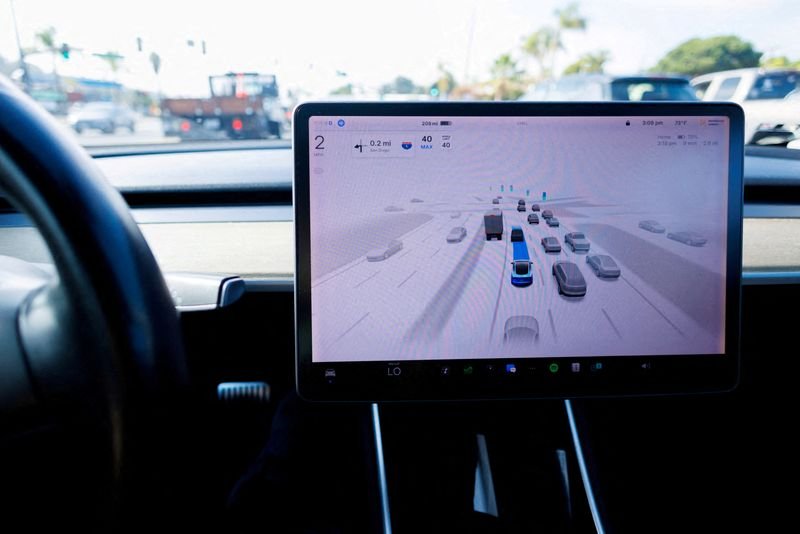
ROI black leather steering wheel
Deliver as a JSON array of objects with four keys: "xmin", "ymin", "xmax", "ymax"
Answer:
[{"xmin": 0, "ymin": 78, "xmax": 187, "ymax": 528}]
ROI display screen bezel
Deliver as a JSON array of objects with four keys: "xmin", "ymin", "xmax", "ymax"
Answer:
[{"xmin": 294, "ymin": 102, "xmax": 743, "ymax": 401}]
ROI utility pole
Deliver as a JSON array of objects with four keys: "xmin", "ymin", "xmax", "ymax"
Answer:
[
  {"xmin": 463, "ymin": 6, "xmax": 476, "ymax": 84},
  {"xmin": 8, "ymin": 0, "xmax": 30, "ymax": 90}
]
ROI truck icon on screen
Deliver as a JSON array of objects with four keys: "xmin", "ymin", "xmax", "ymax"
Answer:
[{"xmin": 484, "ymin": 209, "xmax": 504, "ymax": 241}]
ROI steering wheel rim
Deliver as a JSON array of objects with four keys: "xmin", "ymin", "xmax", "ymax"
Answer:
[{"xmin": 0, "ymin": 78, "xmax": 187, "ymax": 526}]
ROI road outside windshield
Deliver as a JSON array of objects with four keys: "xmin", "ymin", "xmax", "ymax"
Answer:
[
  {"xmin": 1, "ymin": 1, "xmax": 798, "ymax": 149},
  {"xmin": 309, "ymin": 115, "xmax": 729, "ymax": 362}
]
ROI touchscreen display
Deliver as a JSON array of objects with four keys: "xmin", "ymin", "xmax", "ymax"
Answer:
[{"xmin": 307, "ymin": 115, "xmax": 730, "ymax": 364}]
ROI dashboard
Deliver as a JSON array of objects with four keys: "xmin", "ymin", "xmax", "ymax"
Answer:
[
  {"xmin": 0, "ymin": 139, "xmax": 798, "ymax": 532},
  {"xmin": 2, "ymin": 147, "xmax": 800, "ymax": 279},
  {"xmin": 0, "ymin": 147, "xmax": 798, "ymax": 279}
]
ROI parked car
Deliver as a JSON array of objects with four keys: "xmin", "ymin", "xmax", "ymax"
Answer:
[
  {"xmin": 639, "ymin": 220, "xmax": 666, "ymax": 233},
  {"xmin": 586, "ymin": 254, "xmax": 621, "ymax": 278},
  {"xmin": 527, "ymin": 213, "xmax": 539, "ymax": 224},
  {"xmin": 541, "ymin": 237, "xmax": 561, "ymax": 253},
  {"xmin": 503, "ymin": 315, "xmax": 539, "ymax": 344},
  {"xmin": 546, "ymin": 217, "xmax": 560, "ymax": 227},
  {"xmin": 691, "ymin": 68, "xmax": 800, "ymax": 144},
  {"xmin": 446, "ymin": 227, "xmax": 467, "ymax": 243},
  {"xmin": 521, "ymin": 74, "xmax": 698, "ymax": 102},
  {"xmin": 366, "ymin": 239, "xmax": 403, "ymax": 261},
  {"xmin": 553, "ymin": 261, "xmax": 587, "ymax": 297},
  {"xmin": 667, "ymin": 231, "xmax": 707, "ymax": 247},
  {"xmin": 68, "ymin": 102, "xmax": 136, "ymax": 134},
  {"xmin": 565, "ymin": 232, "xmax": 590, "ymax": 252}
]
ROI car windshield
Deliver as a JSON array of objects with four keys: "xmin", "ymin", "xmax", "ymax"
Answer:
[
  {"xmin": 1, "ymin": 1, "xmax": 798, "ymax": 152},
  {"xmin": 572, "ymin": 233, "xmax": 584, "ymax": 239},
  {"xmin": 610, "ymin": 79, "xmax": 696, "ymax": 101}
]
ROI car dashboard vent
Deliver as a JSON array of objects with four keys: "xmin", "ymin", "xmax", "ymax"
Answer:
[{"xmin": 216, "ymin": 381, "xmax": 271, "ymax": 403}]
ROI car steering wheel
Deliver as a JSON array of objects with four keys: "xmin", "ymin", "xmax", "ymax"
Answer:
[{"xmin": 0, "ymin": 79, "xmax": 188, "ymax": 528}]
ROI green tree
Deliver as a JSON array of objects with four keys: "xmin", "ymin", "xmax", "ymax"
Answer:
[
  {"xmin": 522, "ymin": 27, "xmax": 561, "ymax": 80},
  {"xmin": 489, "ymin": 53, "xmax": 525, "ymax": 100},
  {"xmin": 35, "ymin": 26, "xmax": 57, "ymax": 50},
  {"xmin": 430, "ymin": 62, "xmax": 457, "ymax": 97},
  {"xmin": 521, "ymin": 3, "xmax": 587, "ymax": 81},
  {"xmin": 652, "ymin": 36, "xmax": 762, "ymax": 76},
  {"xmin": 556, "ymin": 2, "xmax": 587, "ymax": 30},
  {"xmin": 760, "ymin": 55, "xmax": 800, "ymax": 69},
  {"xmin": 380, "ymin": 75, "xmax": 424, "ymax": 95},
  {"xmin": 563, "ymin": 50, "xmax": 610, "ymax": 75},
  {"xmin": 330, "ymin": 83, "xmax": 354, "ymax": 95}
]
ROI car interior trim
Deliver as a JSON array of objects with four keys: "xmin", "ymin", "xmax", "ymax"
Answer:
[
  {"xmin": 86, "ymin": 139, "xmax": 292, "ymax": 159},
  {"xmin": 475, "ymin": 433, "xmax": 499, "ymax": 517},
  {"xmin": 243, "ymin": 273, "xmax": 800, "ymax": 291},
  {"xmin": 565, "ymin": 399, "xmax": 605, "ymax": 534},
  {"xmin": 741, "ymin": 271, "xmax": 800, "ymax": 285},
  {"xmin": 371, "ymin": 403, "xmax": 393, "ymax": 534}
]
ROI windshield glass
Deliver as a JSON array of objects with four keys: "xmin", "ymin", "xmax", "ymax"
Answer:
[
  {"xmin": 1, "ymin": 1, "xmax": 798, "ymax": 149},
  {"xmin": 747, "ymin": 72, "xmax": 799, "ymax": 100},
  {"xmin": 610, "ymin": 79, "xmax": 696, "ymax": 101}
]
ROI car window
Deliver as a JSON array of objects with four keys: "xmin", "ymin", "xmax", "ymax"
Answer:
[
  {"xmin": 715, "ymin": 77, "xmax": 741, "ymax": 100},
  {"xmin": 610, "ymin": 80, "xmax": 696, "ymax": 101},
  {"xmin": 747, "ymin": 72, "xmax": 799, "ymax": 100},
  {"xmin": 692, "ymin": 80, "xmax": 711, "ymax": 99}
]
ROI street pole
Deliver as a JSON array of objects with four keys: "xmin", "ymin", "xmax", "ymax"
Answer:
[{"xmin": 8, "ymin": 0, "xmax": 30, "ymax": 90}]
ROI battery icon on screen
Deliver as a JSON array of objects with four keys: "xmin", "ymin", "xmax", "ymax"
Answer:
[{"xmin": 440, "ymin": 121, "xmax": 452, "ymax": 126}]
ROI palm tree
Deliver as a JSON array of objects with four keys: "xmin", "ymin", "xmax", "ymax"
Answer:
[
  {"xmin": 563, "ymin": 50, "xmax": 611, "ymax": 75},
  {"xmin": 490, "ymin": 54, "xmax": 525, "ymax": 100},
  {"xmin": 521, "ymin": 2, "xmax": 587, "ymax": 81},
  {"xmin": 556, "ymin": 3, "xmax": 587, "ymax": 31},
  {"xmin": 522, "ymin": 27, "xmax": 561, "ymax": 81},
  {"xmin": 34, "ymin": 26, "xmax": 59, "ymax": 77},
  {"xmin": 35, "ymin": 26, "xmax": 56, "ymax": 50}
]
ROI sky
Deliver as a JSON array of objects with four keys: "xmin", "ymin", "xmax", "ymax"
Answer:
[{"xmin": 1, "ymin": 0, "xmax": 799, "ymax": 98}]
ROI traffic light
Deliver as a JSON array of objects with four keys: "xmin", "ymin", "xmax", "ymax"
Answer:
[{"xmin": 60, "ymin": 43, "xmax": 70, "ymax": 59}]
